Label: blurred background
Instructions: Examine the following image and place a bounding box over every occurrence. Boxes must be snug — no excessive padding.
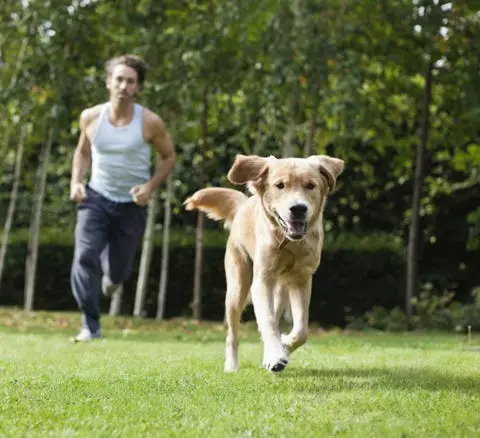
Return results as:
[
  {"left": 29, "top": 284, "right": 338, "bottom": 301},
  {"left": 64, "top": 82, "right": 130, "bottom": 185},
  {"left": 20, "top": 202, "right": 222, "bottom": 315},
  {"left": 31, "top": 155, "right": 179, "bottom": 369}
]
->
[{"left": 0, "top": 0, "right": 479, "bottom": 331}]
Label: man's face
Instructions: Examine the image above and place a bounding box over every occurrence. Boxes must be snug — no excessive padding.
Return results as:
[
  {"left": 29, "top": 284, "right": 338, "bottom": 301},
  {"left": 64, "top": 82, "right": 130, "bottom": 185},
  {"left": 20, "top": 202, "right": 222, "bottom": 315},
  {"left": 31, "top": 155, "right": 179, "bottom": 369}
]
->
[{"left": 106, "top": 64, "right": 140, "bottom": 102}]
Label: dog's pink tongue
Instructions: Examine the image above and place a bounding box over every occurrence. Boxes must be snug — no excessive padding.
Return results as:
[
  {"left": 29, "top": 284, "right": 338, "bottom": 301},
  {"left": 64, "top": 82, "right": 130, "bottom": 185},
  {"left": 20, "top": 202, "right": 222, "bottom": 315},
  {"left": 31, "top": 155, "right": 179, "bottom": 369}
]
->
[{"left": 288, "top": 220, "right": 306, "bottom": 238}]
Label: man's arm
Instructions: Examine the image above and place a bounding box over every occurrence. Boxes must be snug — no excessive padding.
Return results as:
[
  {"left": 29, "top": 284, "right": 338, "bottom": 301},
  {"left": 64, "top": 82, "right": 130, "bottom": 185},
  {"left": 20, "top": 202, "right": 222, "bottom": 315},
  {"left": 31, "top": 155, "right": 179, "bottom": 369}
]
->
[
  {"left": 147, "top": 116, "right": 176, "bottom": 191},
  {"left": 130, "top": 112, "right": 176, "bottom": 205},
  {"left": 70, "top": 109, "right": 93, "bottom": 202}
]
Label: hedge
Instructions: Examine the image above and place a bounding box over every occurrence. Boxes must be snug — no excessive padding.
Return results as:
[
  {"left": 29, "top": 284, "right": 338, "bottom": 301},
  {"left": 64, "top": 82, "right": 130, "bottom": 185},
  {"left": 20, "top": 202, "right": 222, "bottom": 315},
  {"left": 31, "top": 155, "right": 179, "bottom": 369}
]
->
[{"left": 0, "top": 228, "right": 408, "bottom": 327}]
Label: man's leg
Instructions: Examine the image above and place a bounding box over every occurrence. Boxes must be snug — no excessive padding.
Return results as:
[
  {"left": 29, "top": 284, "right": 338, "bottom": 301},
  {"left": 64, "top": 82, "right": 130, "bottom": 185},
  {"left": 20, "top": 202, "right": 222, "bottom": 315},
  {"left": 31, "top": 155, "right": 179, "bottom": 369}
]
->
[
  {"left": 70, "top": 190, "right": 109, "bottom": 336},
  {"left": 104, "top": 202, "right": 147, "bottom": 287}
]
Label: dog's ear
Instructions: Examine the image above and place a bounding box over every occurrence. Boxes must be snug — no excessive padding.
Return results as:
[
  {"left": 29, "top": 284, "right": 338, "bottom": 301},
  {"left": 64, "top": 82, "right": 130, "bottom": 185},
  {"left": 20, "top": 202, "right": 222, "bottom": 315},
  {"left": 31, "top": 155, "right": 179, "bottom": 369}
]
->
[
  {"left": 307, "top": 155, "right": 344, "bottom": 191},
  {"left": 227, "top": 154, "right": 270, "bottom": 185}
]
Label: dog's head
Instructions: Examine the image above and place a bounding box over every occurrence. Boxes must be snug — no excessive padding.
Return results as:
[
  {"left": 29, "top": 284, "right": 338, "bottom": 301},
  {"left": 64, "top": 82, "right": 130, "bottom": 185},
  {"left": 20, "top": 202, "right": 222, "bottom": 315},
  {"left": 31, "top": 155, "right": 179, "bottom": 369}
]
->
[{"left": 228, "top": 154, "right": 344, "bottom": 241}]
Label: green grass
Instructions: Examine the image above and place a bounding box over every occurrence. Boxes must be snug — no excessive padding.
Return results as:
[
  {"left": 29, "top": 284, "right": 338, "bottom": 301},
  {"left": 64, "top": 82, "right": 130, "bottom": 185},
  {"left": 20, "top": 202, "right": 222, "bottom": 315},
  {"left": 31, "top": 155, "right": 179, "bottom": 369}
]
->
[{"left": 1, "top": 309, "right": 480, "bottom": 437}]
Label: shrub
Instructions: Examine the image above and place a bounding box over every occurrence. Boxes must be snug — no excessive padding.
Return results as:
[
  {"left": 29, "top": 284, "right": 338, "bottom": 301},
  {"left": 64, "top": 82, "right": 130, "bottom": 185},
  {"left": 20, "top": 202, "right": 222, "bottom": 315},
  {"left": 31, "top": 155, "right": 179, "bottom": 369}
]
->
[
  {"left": 1, "top": 228, "right": 406, "bottom": 327},
  {"left": 348, "top": 285, "right": 480, "bottom": 332}
]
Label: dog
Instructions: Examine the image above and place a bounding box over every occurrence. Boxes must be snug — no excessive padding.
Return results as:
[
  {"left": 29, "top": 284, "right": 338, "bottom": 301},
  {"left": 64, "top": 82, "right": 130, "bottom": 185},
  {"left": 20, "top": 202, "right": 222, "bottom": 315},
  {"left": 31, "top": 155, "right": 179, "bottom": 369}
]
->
[{"left": 184, "top": 154, "right": 344, "bottom": 372}]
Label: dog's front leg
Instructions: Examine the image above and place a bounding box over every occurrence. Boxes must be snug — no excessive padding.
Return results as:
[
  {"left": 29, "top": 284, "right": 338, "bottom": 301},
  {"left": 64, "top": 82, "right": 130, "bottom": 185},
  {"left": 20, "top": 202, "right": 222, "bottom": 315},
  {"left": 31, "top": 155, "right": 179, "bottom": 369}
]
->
[
  {"left": 251, "top": 275, "right": 289, "bottom": 372},
  {"left": 281, "top": 276, "right": 312, "bottom": 355}
]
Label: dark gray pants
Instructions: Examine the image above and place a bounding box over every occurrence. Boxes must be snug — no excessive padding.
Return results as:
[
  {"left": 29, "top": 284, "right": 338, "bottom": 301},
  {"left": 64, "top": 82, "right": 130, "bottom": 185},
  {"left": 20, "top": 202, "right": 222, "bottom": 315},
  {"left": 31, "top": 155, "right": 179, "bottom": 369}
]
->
[{"left": 70, "top": 186, "right": 147, "bottom": 334}]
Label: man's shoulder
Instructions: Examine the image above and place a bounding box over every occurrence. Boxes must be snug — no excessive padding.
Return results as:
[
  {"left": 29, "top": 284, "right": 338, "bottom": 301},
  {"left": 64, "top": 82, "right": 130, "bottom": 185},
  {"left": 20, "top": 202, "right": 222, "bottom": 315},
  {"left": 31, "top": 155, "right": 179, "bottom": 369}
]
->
[
  {"left": 140, "top": 106, "right": 164, "bottom": 126},
  {"left": 80, "top": 104, "right": 106, "bottom": 127},
  {"left": 139, "top": 106, "right": 168, "bottom": 143}
]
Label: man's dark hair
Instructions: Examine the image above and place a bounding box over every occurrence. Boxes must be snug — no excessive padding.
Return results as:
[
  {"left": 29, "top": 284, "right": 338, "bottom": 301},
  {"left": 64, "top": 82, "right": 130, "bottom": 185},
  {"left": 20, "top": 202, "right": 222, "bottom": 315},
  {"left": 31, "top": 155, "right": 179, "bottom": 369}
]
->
[{"left": 105, "top": 54, "right": 148, "bottom": 86}]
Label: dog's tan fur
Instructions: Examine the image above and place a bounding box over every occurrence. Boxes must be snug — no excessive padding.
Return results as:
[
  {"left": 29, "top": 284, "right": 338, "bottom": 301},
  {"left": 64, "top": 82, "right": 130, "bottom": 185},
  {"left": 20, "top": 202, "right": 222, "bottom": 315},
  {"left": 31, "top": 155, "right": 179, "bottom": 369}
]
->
[{"left": 184, "top": 154, "right": 344, "bottom": 372}]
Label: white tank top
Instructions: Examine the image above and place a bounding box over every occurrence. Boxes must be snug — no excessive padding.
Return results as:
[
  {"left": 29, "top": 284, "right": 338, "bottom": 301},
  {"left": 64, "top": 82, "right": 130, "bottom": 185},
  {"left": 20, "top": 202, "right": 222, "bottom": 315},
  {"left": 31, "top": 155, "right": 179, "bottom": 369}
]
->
[{"left": 89, "top": 102, "right": 152, "bottom": 202}]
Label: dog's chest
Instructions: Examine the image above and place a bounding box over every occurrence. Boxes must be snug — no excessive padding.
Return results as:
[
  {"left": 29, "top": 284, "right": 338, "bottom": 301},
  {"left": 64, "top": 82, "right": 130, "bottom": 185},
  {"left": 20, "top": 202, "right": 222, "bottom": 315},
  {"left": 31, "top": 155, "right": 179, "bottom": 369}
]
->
[{"left": 277, "top": 238, "right": 321, "bottom": 275}]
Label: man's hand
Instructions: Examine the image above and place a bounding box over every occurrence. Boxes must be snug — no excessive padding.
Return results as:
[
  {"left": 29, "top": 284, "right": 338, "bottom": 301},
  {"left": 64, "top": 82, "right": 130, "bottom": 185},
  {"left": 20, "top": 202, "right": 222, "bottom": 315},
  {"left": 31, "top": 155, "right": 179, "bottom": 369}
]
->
[
  {"left": 70, "top": 182, "right": 87, "bottom": 203},
  {"left": 130, "top": 184, "right": 153, "bottom": 206}
]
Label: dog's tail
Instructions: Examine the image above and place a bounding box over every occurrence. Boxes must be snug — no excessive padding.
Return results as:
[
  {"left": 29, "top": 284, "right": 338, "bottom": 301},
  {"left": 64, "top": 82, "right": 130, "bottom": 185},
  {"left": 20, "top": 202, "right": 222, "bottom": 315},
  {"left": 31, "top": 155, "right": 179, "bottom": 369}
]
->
[{"left": 184, "top": 188, "right": 248, "bottom": 229}]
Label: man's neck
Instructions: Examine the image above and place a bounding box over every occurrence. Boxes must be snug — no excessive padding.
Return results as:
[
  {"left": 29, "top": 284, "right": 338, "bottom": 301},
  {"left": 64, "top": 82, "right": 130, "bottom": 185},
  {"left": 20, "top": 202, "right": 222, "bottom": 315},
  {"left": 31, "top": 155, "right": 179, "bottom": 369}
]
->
[{"left": 108, "top": 100, "right": 135, "bottom": 126}]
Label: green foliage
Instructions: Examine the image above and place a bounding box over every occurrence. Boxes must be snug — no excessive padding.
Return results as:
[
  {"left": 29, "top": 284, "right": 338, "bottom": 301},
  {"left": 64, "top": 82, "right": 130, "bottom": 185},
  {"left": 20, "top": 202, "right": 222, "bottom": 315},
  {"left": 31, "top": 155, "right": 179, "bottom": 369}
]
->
[
  {"left": 349, "top": 285, "right": 480, "bottom": 333},
  {"left": 6, "top": 225, "right": 404, "bottom": 250},
  {"left": 1, "top": 0, "right": 479, "bottom": 234},
  {"left": 410, "top": 286, "right": 456, "bottom": 330},
  {"left": 350, "top": 306, "right": 410, "bottom": 332},
  {"left": 450, "top": 286, "right": 480, "bottom": 332},
  {"left": 1, "top": 229, "right": 405, "bottom": 326},
  {"left": 1, "top": 0, "right": 480, "bottom": 321},
  {"left": 5, "top": 226, "right": 229, "bottom": 248}
]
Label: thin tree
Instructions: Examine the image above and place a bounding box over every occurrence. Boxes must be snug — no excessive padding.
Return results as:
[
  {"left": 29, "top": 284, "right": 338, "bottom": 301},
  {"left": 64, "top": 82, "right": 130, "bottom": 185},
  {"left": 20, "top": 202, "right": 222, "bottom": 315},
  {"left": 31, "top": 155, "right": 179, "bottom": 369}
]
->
[
  {"left": 283, "top": 84, "right": 300, "bottom": 158},
  {"left": 24, "top": 124, "right": 54, "bottom": 311},
  {"left": 303, "top": 82, "right": 319, "bottom": 157},
  {"left": 109, "top": 285, "right": 124, "bottom": 316},
  {"left": 192, "top": 86, "right": 209, "bottom": 320},
  {"left": 133, "top": 194, "right": 159, "bottom": 317},
  {"left": 156, "top": 174, "right": 173, "bottom": 320},
  {"left": 406, "top": 58, "right": 434, "bottom": 319},
  {"left": 0, "top": 126, "right": 26, "bottom": 290}
]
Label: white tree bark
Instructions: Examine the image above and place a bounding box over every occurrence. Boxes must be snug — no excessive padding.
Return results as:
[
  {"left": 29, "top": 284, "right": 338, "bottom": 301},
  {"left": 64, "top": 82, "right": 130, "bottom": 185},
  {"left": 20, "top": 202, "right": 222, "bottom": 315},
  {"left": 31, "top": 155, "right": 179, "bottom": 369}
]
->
[
  {"left": 0, "top": 126, "right": 26, "bottom": 291},
  {"left": 133, "top": 195, "right": 158, "bottom": 317},
  {"left": 9, "top": 37, "right": 28, "bottom": 89},
  {"left": 24, "top": 126, "right": 53, "bottom": 311},
  {"left": 109, "top": 285, "right": 124, "bottom": 316},
  {"left": 156, "top": 174, "right": 173, "bottom": 320}
]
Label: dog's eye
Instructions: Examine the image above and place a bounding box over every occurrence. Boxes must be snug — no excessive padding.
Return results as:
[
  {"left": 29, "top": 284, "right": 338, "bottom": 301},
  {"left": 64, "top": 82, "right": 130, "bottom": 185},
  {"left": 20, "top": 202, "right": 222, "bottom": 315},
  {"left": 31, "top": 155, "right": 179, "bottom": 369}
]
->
[
  {"left": 275, "top": 182, "right": 285, "bottom": 190},
  {"left": 306, "top": 182, "right": 316, "bottom": 190}
]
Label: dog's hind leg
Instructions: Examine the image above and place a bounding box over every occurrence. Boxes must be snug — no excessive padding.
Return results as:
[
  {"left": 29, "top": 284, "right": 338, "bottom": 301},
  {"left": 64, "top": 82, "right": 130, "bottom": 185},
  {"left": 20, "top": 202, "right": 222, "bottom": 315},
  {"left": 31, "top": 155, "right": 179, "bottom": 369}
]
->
[{"left": 224, "top": 243, "right": 252, "bottom": 372}]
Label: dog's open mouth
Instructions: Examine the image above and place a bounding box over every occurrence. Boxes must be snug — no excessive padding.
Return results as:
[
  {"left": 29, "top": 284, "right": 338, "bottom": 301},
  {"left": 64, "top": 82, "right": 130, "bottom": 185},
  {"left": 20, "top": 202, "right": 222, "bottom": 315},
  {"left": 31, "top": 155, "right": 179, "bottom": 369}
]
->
[{"left": 274, "top": 211, "right": 307, "bottom": 241}]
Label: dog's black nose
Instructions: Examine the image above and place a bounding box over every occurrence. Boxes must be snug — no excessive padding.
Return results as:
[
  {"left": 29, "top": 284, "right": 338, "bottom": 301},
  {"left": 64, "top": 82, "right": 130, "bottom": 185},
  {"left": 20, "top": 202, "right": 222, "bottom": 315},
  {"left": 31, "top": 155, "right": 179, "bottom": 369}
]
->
[{"left": 290, "top": 204, "right": 308, "bottom": 217}]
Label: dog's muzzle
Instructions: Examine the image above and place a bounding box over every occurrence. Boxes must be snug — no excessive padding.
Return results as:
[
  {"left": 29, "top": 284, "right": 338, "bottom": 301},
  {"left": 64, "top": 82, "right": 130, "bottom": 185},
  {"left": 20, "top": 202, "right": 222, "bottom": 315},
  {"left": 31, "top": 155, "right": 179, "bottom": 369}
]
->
[{"left": 274, "top": 203, "right": 308, "bottom": 241}]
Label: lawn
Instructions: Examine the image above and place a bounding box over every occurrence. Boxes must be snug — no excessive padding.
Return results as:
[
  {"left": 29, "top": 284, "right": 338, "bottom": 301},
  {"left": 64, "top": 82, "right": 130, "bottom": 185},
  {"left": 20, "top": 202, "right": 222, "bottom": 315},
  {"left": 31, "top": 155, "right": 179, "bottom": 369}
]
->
[{"left": 1, "top": 309, "right": 480, "bottom": 437}]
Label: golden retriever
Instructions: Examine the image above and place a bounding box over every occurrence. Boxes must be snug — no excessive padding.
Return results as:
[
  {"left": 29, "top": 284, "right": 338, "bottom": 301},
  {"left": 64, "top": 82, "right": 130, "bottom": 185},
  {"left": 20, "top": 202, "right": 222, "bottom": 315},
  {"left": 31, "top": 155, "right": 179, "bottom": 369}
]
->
[{"left": 184, "top": 154, "right": 344, "bottom": 372}]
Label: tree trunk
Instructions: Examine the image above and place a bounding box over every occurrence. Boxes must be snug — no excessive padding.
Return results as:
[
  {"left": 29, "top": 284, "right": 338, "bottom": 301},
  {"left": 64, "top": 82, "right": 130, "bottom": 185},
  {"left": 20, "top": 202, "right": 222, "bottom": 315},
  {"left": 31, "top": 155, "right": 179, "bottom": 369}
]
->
[
  {"left": 304, "top": 83, "right": 319, "bottom": 157},
  {"left": 406, "top": 59, "right": 433, "bottom": 319},
  {"left": 0, "top": 124, "right": 14, "bottom": 170},
  {"left": 24, "top": 126, "right": 53, "bottom": 311},
  {"left": 133, "top": 195, "right": 158, "bottom": 317},
  {"left": 283, "top": 84, "right": 300, "bottom": 157},
  {"left": 253, "top": 116, "right": 266, "bottom": 156},
  {"left": 156, "top": 174, "right": 173, "bottom": 320},
  {"left": 191, "top": 86, "right": 209, "bottom": 320},
  {"left": 192, "top": 212, "right": 204, "bottom": 320},
  {"left": 1, "top": 38, "right": 28, "bottom": 165},
  {"left": 109, "top": 285, "right": 124, "bottom": 316},
  {"left": 0, "top": 127, "right": 26, "bottom": 291},
  {"left": 9, "top": 37, "right": 28, "bottom": 89}
]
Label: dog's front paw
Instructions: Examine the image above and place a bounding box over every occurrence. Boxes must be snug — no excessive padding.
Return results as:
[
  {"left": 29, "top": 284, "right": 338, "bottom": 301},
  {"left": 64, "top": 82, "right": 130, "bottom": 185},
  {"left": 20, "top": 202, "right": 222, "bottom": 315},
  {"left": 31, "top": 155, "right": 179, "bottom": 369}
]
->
[
  {"left": 263, "top": 345, "right": 289, "bottom": 372},
  {"left": 264, "top": 357, "right": 288, "bottom": 372}
]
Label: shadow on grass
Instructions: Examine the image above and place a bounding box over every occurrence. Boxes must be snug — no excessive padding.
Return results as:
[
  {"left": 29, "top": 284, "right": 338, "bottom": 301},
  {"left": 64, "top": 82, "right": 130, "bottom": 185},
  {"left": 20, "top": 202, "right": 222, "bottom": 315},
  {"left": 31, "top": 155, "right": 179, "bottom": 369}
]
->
[{"left": 279, "top": 366, "right": 480, "bottom": 394}]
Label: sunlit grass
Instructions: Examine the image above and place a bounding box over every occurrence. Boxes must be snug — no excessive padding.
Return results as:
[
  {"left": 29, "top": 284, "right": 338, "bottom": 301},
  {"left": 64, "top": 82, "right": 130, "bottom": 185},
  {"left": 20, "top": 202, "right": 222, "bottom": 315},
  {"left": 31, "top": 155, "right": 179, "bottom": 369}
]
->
[{"left": 1, "top": 309, "right": 480, "bottom": 437}]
